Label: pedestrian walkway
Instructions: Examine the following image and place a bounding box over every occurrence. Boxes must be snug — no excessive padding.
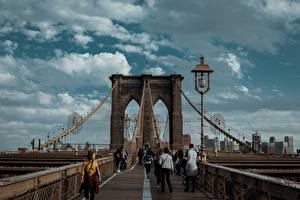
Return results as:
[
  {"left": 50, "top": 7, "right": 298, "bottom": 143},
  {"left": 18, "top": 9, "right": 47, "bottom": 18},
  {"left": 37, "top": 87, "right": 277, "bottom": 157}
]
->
[{"left": 78, "top": 164, "right": 218, "bottom": 200}]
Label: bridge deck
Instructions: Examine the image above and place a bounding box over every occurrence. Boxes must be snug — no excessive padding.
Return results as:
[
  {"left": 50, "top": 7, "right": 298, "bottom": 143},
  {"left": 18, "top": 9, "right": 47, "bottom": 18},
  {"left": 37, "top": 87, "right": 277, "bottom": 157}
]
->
[{"left": 78, "top": 164, "right": 218, "bottom": 200}]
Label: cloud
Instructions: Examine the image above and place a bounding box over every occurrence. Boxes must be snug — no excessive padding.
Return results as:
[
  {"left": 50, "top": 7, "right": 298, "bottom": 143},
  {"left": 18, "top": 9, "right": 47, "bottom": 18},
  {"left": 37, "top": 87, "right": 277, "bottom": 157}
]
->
[
  {"left": 0, "top": 0, "right": 162, "bottom": 48},
  {"left": 143, "top": 0, "right": 289, "bottom": 54},
  {"left": 234, "top": 85, "right": 262, "bottom": 100},
  {"left": 0, "top": 73, "right": 16, "bottom": 85},
  {"left": 218, "top": 53, "right": 243, "bottom": 79},
  {"left": 37, "top": 92, "right": 53, "bottom": 106},
  {"left": 217, "top": 92, "right": 239, "bottom": 100},
  {"left": 74, "top": 34, "right": 94, "bottom": 47},
  {"left": 114, "top": 44, "right": 143, "bottom": 54},
  {"left": 223, "top": 109, "right": 300, "bottom": 145},
  {"left": 238, "top": 85, "right": 249, "bottom": 94},
  {"left": 48, "top": 51, "right": 131, "bottom": 85},
  {"left": 57, "top": 93, "right": 75, "bottom": 105},
  {"left": 1, "top": 40, "right": 18, "bottom": 54},
  {"left": 144, "top": 67, "right": 165, "bottom": 75},
  {"left": 113, "top": 43, "right": 159, "bottom": 61}
]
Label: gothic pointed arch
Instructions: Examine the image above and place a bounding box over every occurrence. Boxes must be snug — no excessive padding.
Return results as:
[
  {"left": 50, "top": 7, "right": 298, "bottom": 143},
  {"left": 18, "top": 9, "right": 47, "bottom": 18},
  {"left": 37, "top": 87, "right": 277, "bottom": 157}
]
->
[{"left": 110, "top": 74, "right": 183, "bottom": 149}]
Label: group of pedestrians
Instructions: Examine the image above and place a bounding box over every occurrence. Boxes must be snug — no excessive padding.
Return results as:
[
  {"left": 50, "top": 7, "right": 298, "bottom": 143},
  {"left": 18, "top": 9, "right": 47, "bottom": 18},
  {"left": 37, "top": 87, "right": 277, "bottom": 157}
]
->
[
  {"left": 79, "top": 144, "right": 200, "bottom": 199},
  {"left": 140, "top": 143, "right": 200, "bottom": 193}
]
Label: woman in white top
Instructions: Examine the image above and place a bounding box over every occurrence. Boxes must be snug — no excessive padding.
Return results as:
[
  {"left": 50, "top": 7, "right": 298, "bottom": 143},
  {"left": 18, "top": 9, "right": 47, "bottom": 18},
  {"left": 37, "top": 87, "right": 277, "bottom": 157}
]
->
[
  {"left": 184, "top": 144, "right": 198, "bottom": 193},
  {"left": 159, "top": 147, "right": 173, "bottom": 193}
]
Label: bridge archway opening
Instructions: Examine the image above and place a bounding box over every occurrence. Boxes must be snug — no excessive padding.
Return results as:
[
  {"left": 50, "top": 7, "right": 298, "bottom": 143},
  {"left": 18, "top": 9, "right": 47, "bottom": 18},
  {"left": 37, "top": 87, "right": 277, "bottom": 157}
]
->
[
  {"left": 153, "top": 99, "right": 169, "bottom": 143},
  {"left": 124, "top": 98, "right": 140, "bottom": 142}
]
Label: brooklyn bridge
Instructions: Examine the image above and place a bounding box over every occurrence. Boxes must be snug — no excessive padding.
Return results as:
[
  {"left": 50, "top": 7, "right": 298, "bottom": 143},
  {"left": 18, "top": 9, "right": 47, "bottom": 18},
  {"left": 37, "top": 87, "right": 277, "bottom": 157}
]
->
[{"left": 0, "top": 65, "right": 300, "bottom": 199}]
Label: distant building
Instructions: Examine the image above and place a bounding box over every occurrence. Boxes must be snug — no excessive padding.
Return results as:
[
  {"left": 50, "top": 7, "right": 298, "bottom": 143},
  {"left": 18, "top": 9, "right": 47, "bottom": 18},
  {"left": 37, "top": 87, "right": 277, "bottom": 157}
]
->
[
  {"left": 275, "top": 142, "right": 284, "bottom": 154},
  {"left": 252, "top": 132, "right": 262, "bottom": 153},
  {"left": 269, "top": 136, "right": 276, "bottom": 154},
  {"left": 182, "top": 134, "right": 191, "bottom": 149},
  {"left": 262, "top": 142, "right": 268, "bottom": 154},
  {"left": 204, "top": 135, "right": 215, "bottom": 150},
  {"left": 239, "top": 141, "right": 251, "bottom": 153},
  {"left": 220, "top": 138, "right": 234, "bottom": 152},
  {"left": 284, "top": 136, "right": 294, "bottom": 154}
]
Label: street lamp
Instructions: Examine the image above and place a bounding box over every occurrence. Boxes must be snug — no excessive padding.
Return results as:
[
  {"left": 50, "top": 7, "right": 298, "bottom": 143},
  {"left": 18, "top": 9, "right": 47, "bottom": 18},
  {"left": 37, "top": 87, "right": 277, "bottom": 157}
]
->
[
  {"left": 191, "top": 56, "right": 213, "bottom": 162},
  {"left": 124, "top": 114, "right": 131, "bottom": 141}
]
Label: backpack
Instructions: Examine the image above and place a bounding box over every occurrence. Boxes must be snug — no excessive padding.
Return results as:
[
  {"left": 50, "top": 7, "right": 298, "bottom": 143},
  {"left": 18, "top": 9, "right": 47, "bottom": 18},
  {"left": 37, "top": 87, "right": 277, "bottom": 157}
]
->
[{"left": 144, "top": 152, "right": 152, "bottom": 162}]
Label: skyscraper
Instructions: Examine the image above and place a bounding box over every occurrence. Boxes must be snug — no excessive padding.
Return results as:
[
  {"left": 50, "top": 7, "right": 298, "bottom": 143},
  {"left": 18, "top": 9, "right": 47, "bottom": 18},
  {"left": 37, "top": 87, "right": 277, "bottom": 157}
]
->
[
  {"left": 284, "top": 136, "right": 294, "bottom": 154},
  {"left": 269, "top": 136, "right": 276, "bottom": 154},
  {"left": 252, "top": 132, "right": 262, "bottom": 153}
]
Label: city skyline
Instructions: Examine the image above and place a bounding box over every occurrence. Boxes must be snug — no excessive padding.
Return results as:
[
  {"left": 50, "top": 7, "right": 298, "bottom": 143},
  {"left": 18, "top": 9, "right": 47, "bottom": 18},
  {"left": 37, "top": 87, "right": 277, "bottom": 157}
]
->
[{"left": 0, "top": 0, "right": 300, "bottom": 150}]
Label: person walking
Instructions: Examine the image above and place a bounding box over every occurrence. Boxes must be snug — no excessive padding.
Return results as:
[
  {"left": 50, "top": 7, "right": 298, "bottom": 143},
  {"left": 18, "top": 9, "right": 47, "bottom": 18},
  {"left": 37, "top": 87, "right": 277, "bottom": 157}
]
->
[
  {"left": 118, "top": 146, "right": 128, "bottom": 171},
  {"left": 184, "top": 144, "right": 198, "bottom": 193},
  {"left": 138, "top": 148, "right": 143, "bottom": 165},
  {"left": 159, "top": 147, "right": 173, "bottom": 193},
  {"left": 175, "top": 149, "right": 184, "bottom": 176},
  {"left": 80, "top": 150, "right": 101, "bottom": 200},
  {"left": 143, "top": 148, "right": 153, "bottom": 178},
  {"left": 154, "top": 148, "right": 163, "bottom": 188},
  {"left": 114, "top": 147, "right": 121, "bottom": 172}
]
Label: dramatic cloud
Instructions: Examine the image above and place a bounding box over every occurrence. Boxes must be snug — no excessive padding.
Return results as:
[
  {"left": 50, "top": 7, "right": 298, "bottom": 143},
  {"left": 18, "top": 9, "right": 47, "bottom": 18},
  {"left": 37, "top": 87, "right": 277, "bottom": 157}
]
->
[
  {"left": 0, "top": 0, "right": 167, "bottom": 50},
  {"left": 49, "top": 51, "right": 131, "bottom": 86},
  {"left": 0, "top": 73, "right": 16, "bottom": 85},
  {"left": 217, "top": 53, "right": 243, "bottom": 79},
  {"left": 143, "top": 0, "right": 289, "bottom": 54},
  {"left": 74, "top": 34, "right": 94, "bottom": 48},
  {"left": 1, "top": 40, "right": 18, "bottom": 54},
  {"left": 144, "top": 67, "right": 165, "bottom": 75},
  {"left": 0, "top": 0, "right": 299, "bottom": 150}
]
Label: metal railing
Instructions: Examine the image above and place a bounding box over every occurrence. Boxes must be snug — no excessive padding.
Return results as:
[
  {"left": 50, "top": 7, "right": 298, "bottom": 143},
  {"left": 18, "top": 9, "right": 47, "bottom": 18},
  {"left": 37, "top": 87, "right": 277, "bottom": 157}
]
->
[
  {"left": 0, "top": 157, "right": 115, "bottom": 200},
  {"left": 198, "top": 162, "right": 300, "bottom": 200}
]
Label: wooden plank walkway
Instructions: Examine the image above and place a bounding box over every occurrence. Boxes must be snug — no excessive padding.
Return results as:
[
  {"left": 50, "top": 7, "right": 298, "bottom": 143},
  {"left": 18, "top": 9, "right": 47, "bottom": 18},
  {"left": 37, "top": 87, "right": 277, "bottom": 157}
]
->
[{"left": 78, "top": 164, "right": 218, "bottom": 200}]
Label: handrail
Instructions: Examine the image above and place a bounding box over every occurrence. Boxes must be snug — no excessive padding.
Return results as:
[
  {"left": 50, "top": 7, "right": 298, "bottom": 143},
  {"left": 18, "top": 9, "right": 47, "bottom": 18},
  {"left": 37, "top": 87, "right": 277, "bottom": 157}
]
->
[
  {"left": 200, "top": 162, "right": 300, "bottom": 199},
  {"left": 0, "top": 157, "right": 114, "bottom": 200}
]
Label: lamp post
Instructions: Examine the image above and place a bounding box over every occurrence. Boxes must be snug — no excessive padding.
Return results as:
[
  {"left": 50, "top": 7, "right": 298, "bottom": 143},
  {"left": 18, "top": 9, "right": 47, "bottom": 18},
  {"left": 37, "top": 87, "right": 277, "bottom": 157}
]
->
[
  {"left": 191, "top": 56, "right": 213, "bottom": 162},
  {"left": 124, "top": 114, "right": 131, "bottom": 141}
]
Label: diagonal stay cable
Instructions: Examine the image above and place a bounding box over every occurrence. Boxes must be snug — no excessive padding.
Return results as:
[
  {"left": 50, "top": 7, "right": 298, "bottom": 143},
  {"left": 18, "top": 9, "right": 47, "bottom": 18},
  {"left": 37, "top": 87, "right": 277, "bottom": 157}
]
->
[
  {"left": 146, "top": 80, "right": 161, "bottom": 145},
  {"left": 178, "top": 85, "right": 256, "bottom": 153},
  {"left": 41, "top": 81, "right": 119, "bottom": 149}
]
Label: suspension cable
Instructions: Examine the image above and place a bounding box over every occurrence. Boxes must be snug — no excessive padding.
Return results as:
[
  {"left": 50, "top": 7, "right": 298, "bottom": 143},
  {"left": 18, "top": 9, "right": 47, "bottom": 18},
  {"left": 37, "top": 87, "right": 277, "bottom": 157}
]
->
[
  {"left": 178, "top": 85, "right": 257, "bottom": 153},
  {"left": 146, "top": 80, "right": 161, "bottom": 145},
  {"left": 41, "top": 81, "right": 119, "bottom": 149}
]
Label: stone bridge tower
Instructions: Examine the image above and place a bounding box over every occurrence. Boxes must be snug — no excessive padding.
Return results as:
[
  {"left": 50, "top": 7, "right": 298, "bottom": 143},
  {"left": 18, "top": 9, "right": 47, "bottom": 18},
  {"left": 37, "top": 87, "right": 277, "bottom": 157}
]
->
[{"left": 110, "top": 74, "right": 183, "bottom": 149}]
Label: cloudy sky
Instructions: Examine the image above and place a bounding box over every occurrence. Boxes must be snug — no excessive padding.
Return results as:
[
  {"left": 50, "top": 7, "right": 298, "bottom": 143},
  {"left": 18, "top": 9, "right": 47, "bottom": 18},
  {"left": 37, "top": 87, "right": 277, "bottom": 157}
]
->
[{"left": 0, "top": 0, "right": 300, "bottom": 150}]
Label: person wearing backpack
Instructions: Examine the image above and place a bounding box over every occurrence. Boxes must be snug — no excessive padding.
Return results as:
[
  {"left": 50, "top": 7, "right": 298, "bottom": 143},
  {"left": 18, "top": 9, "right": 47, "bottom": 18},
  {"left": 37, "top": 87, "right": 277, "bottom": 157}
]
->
[
  {"left": 159, "top": 147, "right": 173, "bottom": 193},
  {"left": 80, "top": 150, "right": 101, "bottom": 200},
  {"left": 118, "top": 146, "right": 128, "bottom": 171},
  {"left": 143, "top": 148, "right": 153, "bottom": 179}
]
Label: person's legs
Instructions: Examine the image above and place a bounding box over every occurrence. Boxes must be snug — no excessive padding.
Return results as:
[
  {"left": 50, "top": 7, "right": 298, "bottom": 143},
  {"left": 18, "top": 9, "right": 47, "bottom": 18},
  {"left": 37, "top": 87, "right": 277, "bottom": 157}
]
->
[
  {"left": 191, "top": 176, "right": 196, "bottom": 192},
  {"left": 84, "top": 187, "right": 89, "bottom": 199},
  {"left": 116, "top": 159, "right": 120, "bottom": 172},
  {"left": 184, "top": 176, "right": 190, "bottom": 192},
  {"left": 177, "top": 165, "right": 181, "bottom": 176},
  {"left": 156, "top": 169, "right": 161, "bottom": 185},
  {"left": 161, "top": 168, "right": 166, "bottom": 192},
  {"left": 145, "top": 164, "right": 151, "bottom": 178},
  {"left": 118, "top": 159, "right": 122, "bottom": 171},
  {"left": 89, "top": 183, "right": 96, "bottom": 200},
  {"left": 165, "top": 169, "right": 172, "bottom": 193}
]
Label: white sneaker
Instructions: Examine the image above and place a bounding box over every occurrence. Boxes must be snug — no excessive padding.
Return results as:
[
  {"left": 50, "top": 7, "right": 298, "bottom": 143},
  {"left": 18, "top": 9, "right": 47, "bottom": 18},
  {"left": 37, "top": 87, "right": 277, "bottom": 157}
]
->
[{"left": 117, "top": 169, "right": 120, "bottom": 173}]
